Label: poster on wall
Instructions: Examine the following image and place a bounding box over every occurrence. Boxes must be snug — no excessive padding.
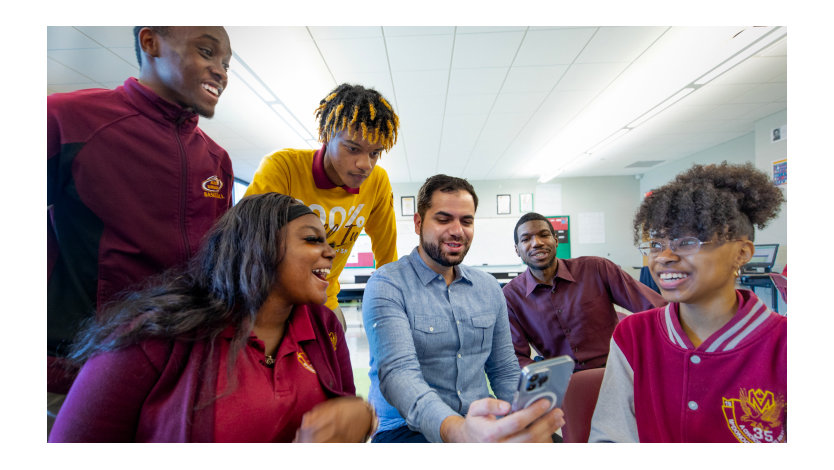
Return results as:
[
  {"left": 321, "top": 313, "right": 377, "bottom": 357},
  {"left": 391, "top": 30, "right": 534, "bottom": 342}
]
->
[
  {"left": 771, "top": 125, "right": 786, "bottom": 143},
  {"left": 345, "top": 233, "right": 375, "bottom": 268},
  {"left": 578, "top": 212, "right": 606, "bottom": 244},
  {"left": 772, "top": 158, "right": 787, "bottom": 186}
]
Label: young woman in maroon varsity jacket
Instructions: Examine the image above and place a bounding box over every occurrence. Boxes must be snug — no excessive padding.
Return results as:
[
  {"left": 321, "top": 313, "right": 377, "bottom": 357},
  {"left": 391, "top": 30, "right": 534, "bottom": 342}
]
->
[{"left": 589, "top": 162, "right": 786, "bottom": 443}]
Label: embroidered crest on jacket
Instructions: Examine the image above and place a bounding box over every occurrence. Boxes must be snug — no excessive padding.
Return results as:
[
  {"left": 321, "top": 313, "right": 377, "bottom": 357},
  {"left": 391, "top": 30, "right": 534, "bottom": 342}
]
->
[
  {"left": 202, "top": 176, "right": 225, "bottom": 199},
  {"left": 722, "top": 388, "right": 786, "bottom": 443}
]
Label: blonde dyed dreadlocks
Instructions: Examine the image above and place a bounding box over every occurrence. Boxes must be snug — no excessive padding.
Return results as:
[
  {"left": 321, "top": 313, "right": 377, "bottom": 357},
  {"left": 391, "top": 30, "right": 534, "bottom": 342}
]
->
[{"left": 315, "top": 83, "right": 400, "bottom": 152}]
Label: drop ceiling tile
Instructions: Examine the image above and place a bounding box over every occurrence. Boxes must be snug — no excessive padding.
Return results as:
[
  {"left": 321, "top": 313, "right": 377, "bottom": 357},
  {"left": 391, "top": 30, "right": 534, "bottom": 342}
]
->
[
  {"left": 553, "top": 62, "right": 628, "bottom": 91},
  {"left": 109, "top": 47, "right": 140, "bottom": 68},
  {"left": 48, "top": 83, "right": 92, "bottom": 94},
  {"left": 47, "top": 57, "right": 95, "bottom": 85},
  {"left": 514, "top": 28, "right": 597, "bottom": 66},
  {"left": 330, "top": 72, "right": 394, "bottom": 102},
  {"left": 760, "top": 37, "right": 787, "bottom": 56},
  {"left": 456, "top": 26, "right": 527, "bottom": 34},
  {"left": 447, "top": 67, "right": 507, "bottom": 95},
  {"left": 392, "top": 69, "right": 449, "bottom": 97},
  {"left": 476, "top": 113, "right": 528, "bottom": 147},
  {"left": 451, "top": 31, "right": 525, "bottom": 69},
  {"left": 741, "top": 102, "right": 787, "bottom": 121},
  {"left": 308, "top": 26, "right": 382, "bottom": 40},
  {"left": 383, "top": 26, "right": 455, "bottom": 37},
  {"left": 47, "top": 26, "right": 100, "bottom": 50},
  {"left": 700, "top": 103, "right": 763, "bottom": 120},
  {"left": 435, "top": 157, "right": 468, "bottom": 178},
  {"left": 317, "top": 36, "right": 390, "bottom": 76},
  {"left": 48, "top": 48, "right": 138, "bottom": 83},
  {"left": 710, "top": 55, "right": 787, "bottom": 86},
  {"left": 75, "top": 26, "right": 136, "bottom": 48},
  {"left": 502, "top": 65, "right": 568, "bottom": 93},
  {"left": 439, "top": 114, "right": 488, "bottom": 155},
  {"left": 444, "top": 93, "right": 497, "bottom": 116},
  {"left": 576, "top": 26, "right": 666, "bottom": 64},
  {"left": 387, "top": 34, "right": 453, "bottom": 71},
  {"left": 492, "top": 91, "right": 549, "bottom": 115},
  {"left": 680, "top": 83, "right": 753, "bottom": 106},
  {"left": 729, "top": 82, "right": 787, "bottom": 104},
  {"left": 535, "top": 89, "right": 598, "bottom": 122}
]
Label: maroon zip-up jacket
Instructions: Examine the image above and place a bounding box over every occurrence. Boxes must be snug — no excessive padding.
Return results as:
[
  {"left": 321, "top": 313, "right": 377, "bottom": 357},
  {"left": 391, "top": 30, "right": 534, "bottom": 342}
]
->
[{"left": 47, "top": 78, "right": 233, "bottom": 392}]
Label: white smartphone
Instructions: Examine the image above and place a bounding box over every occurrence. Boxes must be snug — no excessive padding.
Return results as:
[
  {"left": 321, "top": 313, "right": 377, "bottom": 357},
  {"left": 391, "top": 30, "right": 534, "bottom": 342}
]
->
[{"left": 510, "top": 355, "right": 575, "bottom": 413}]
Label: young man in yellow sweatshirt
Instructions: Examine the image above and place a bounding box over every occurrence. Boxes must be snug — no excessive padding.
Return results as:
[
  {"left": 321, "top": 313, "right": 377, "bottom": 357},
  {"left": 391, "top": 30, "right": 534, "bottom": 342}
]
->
[{"left": 245, "top": 83, "right": 400, "bottom": 329}]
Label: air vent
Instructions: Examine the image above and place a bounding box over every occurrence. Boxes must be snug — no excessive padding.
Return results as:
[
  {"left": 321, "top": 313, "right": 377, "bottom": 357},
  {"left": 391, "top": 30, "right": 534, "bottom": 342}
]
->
[{"left": 625, "top": 160, "right": 664, "bottom": 168}]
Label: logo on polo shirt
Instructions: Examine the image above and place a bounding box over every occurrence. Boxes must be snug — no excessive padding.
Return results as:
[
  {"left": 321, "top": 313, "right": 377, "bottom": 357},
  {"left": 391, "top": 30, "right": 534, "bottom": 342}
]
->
[
  {"left": 201, "top": 175, "right": 225, "bottom": 199},
  {"left": 721, "top": 388, "right": 786, "bottom": 443},
  {"left": 297, "top": 351, "right": 316, "bottom": 374}
]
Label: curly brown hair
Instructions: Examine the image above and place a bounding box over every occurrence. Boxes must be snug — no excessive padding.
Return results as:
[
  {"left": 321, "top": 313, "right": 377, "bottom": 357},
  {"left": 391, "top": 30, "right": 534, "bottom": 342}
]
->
[{"left": 633, "top": 161, "right": 784, "bottom": 244}]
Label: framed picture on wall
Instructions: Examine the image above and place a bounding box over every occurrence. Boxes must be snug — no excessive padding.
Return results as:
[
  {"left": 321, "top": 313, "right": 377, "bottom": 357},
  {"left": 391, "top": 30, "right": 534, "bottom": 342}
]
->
[
  {"left": 401, "top": 196, "right": 415, "bottom": 216},
  {"left": 519, "top": 193, "right": 533, "bottom": 212},
  {"left": 497, "top": 194, "right": 511, "bottom": 215}
]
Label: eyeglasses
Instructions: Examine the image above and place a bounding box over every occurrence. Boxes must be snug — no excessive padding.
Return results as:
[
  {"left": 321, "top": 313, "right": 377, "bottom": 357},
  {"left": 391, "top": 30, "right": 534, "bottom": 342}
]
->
[{"left": 637, "top": 237, "right": 714, "bottom": 257}]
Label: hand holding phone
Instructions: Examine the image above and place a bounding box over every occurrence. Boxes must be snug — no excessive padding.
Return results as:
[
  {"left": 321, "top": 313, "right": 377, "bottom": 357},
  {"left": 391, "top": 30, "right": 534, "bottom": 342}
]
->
[{"left": 510, "top": 355, "right": 574, "bottom": 413}]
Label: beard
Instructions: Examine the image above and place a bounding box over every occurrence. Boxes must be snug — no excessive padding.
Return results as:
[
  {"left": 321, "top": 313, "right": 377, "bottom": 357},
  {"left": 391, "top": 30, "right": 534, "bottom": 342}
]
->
[{"left": 420, "top": 232, "right": 470, "bottom": 267}]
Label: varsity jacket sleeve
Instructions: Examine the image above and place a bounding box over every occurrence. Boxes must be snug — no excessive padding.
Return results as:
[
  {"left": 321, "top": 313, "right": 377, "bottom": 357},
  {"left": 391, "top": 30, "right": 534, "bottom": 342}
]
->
[
  {"left": 363, "top": 169, "right": 398, "bottom": 269},
  {"left": 243, "top": 150, "right": 291, "bottom": 197},
  {"left": 588, "top": 338, "right": 639, "bottom": 443}
]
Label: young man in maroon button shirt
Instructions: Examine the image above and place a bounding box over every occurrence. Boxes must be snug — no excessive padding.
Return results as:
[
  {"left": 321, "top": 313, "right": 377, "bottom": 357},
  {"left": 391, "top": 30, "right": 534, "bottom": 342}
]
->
[{"left": 503, "top": 213, "right": 666, "bottom": 371}]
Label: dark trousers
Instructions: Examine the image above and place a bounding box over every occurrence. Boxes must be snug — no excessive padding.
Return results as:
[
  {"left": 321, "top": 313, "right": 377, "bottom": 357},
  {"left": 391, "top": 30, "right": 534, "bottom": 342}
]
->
[{"left": 372, "top": 425, "right": 430, "bottom": 443}]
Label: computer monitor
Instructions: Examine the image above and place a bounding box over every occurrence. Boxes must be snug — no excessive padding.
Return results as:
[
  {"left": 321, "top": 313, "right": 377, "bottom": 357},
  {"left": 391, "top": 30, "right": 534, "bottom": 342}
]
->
[{"left": 743, "top": 244, "right": 779, "bottom": 274}]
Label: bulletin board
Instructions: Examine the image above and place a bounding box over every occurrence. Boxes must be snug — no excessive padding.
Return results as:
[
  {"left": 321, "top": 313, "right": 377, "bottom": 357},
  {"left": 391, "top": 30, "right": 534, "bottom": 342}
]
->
[
  {"left": 345, "top": 233, "right": 375, "bottom": 268},
  {"left": 546, "top": 216, "right": 571, "bottom": 259}
]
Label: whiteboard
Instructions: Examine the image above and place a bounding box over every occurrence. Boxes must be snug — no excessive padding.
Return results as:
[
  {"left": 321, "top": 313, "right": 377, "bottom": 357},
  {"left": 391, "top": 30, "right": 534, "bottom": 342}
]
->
[{"left": 394, "top": 217, "right": 521, "bottom": 267}]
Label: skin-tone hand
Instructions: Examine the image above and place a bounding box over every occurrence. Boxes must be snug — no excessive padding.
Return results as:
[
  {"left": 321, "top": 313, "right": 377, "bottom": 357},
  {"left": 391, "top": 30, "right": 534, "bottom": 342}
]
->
[
  {"left": 440, "top": 397, "right": 564, "bottom": 443},
  {"left": 293, "top": 396, "right": 373, "bottom": 443}
]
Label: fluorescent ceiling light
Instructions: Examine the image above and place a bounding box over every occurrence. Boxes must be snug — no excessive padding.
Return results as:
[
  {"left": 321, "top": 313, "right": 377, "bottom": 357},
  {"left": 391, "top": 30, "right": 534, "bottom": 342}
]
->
[
  {"left": 586, "top": 128, "right": 631, "bottom": 155},
  {"left": 229, "top": 54, "right": 275, "bottom": 102},
  {"left": 538, "top": 152, "right": 585, "bottom": 184},
  {"left": 270, "top": 102, "right": 314, "bottom": 142},
  {"left": 629, "top": 87, "right": 696, "bottom": 129},
  {"left": 694, "top": 27, "right": 786, "bottom": 85}
]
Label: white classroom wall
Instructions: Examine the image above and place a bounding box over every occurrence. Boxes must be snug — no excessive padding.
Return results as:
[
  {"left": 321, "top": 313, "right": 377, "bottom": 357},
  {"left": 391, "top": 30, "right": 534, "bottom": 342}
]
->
[
  {"left": 638, "top": 110, "right": 788, "bottom": 272},
  {"left": 346, "top": 110, "right": 788, "bottom": 283},
  {"left": 388, "top": 175, "right": 645, "bottom": 278}
]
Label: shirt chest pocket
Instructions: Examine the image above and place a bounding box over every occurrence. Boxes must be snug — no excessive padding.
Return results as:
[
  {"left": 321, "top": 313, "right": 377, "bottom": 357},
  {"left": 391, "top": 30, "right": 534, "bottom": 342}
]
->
[
  {"left": 412, "top": 315, "right": 453, "bottom": 356},
  {"left": 467, "top": 313, "right": 496, "bottom": 353}
]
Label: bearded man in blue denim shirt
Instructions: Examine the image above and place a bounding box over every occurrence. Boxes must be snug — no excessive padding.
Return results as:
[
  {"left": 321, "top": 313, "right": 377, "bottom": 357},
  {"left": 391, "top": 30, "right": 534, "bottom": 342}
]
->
[{"left": 363, "top": 174, "right": 564, "bottom": 443}]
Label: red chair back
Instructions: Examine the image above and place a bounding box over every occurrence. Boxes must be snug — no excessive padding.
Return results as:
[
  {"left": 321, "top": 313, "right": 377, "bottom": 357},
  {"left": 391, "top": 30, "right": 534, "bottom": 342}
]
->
[{"left": 561, "top": 367, "right": 605, "bottom": 443}]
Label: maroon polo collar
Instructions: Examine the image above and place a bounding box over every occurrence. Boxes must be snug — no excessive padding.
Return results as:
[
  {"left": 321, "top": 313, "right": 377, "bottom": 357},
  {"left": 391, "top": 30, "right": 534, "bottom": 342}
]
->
[{"left": 311, "top": 144, "right": 360, "bottom": 194}]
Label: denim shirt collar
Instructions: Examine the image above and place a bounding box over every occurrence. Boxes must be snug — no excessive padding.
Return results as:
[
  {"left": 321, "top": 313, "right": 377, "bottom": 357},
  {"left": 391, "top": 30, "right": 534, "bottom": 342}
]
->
[{"left": 406, "top": 246, "right": 473, "bottom": 287}]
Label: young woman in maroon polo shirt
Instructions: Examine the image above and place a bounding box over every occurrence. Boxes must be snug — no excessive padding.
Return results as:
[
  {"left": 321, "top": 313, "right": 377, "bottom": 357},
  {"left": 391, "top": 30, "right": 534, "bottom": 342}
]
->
[
  {"left": 590, "top": 162, "right": 786, "bottom": 442},
  {"left": 49, "top": 193, "right": 376, "bottom": 442}
]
